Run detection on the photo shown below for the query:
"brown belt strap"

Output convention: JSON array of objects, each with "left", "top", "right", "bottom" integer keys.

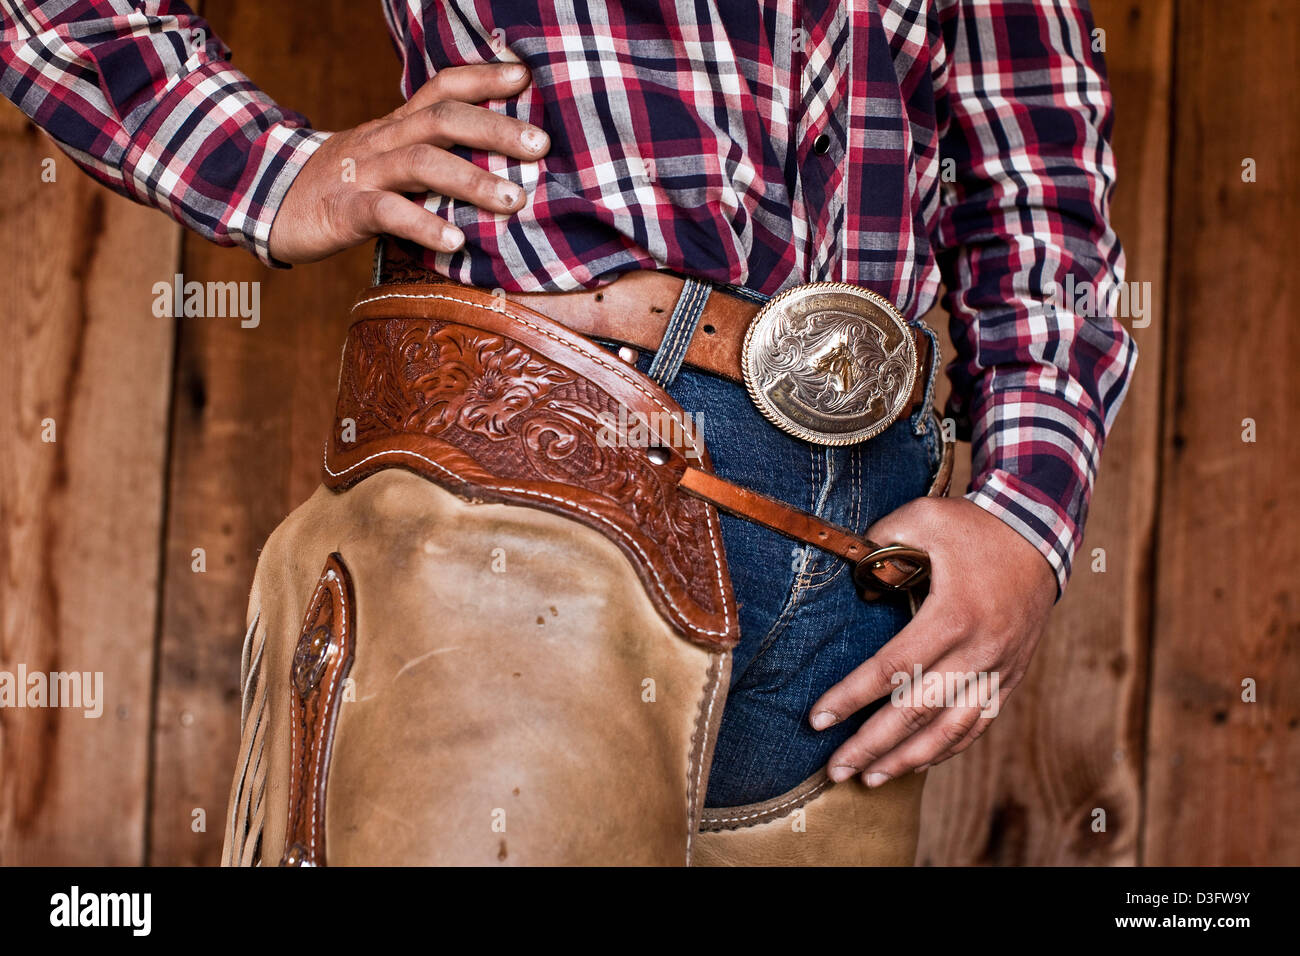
[
  {"left": 678, "top": 467, "right": 930, "bottom": 598},
  {"left": 376, "top": 244, "right": 929, "bottom": 416},
  {"left": 369, "top": 251, "right": 948, "bottom": 600},
  {"left": 505, "top": 274, "right": 928, "bottom": 414}
]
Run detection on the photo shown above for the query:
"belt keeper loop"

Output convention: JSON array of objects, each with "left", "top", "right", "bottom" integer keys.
[
  {"left": 647, "top": 277, "right": 711, "bottom": 387},
  {"left": 912, "top": 322, "right": 941, "bottom": 436}
]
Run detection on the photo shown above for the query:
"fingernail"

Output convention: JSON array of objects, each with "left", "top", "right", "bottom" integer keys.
[
  {"left": 521, "top": 128, "right": 548, "bottom": 153},
  {"left": 865, "top": 772, "right": 891, "bottom": 788},
  {"left": 829, "top": 765, "right": 857, "bottom": 783},
  {"left": 442, "top": 225, "right": 464, "bottom": 249},
  {"left": 498, "top": 180, "right": 522, "bottom": 206},
  {"left": 810, "top": 710, "right": 838, "bottom": 731},
  {"left": 504, "top": 63, "right": 527, "bottom": 82}
]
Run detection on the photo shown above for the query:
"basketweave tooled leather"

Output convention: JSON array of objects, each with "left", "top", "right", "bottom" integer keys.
[{"left": 324, "top": 283, "right": 740, "bottom": 649}]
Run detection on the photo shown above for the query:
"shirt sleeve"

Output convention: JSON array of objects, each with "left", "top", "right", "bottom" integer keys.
[
  {"left": 934, "top": 0, "right": 1138, "bottom": 597},
  {"left": 0, "top": 0, "right": 327, "bottom": 266}
]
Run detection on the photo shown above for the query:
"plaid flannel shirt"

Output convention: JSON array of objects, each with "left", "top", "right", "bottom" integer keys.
[{"left": 0, "top": 0, "right": 1137, "bottom": 594}]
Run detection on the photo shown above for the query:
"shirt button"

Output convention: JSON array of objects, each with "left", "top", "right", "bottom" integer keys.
[{"left": 813, "top": 133, "right": 832, "bottom": 155}]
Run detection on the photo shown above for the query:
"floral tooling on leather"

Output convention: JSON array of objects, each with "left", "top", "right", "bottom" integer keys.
[{"left": 325, "top": 315, "right": 738, "bottom": 648}]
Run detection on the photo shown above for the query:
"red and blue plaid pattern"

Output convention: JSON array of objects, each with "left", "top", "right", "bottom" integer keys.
[
  {"left": 1, "top": 0, "right": 1136, "bottom": 593},
  {"left": 0, "top": 1, "right": 324, "bottom": 262}
]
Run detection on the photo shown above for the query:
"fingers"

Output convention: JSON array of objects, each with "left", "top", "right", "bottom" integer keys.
[
  {"left": 270, "top": 63, "right": 543, "bottom": 263},
  {"left": 352, "top": 191, "right": 465, "bottom": 253},
  {"left": 394, "top": 62, "right": 534, "bottom": 117},
  {"left": 825, "top": 668, "right": 992, "bottom": 785},
  {"left": 366, "top": 143, "right": 527, "bottom": 214},
  {"left": 866, "top": 703, "right": 995, "bottom": 782},
  {"left": 375, "top": 99, "right": 550, "bottom": 160},
  {"left": 808, "top": 597, "right": 951, "bottom": 732},
  {"left": 822, "top": 684, "right": 947, "bottom": 783},
  {"left": 802, "top": 496, "right": 1054, "bottom": 786},
  {"left": 863, "top": 707, "right": 986, "bottom": 784}
]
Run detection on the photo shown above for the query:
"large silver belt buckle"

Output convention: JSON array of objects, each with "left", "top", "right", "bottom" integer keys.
[{"left": 741, "top": 282, "right": 918, "bottom": 446}]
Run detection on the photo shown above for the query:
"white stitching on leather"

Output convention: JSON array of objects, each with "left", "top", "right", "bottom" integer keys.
[
  {"left": 354, "top": 291, "right": 697, "bottom": 429},
  {"left": 686, "top": 655, "right": 725, "bottom": 864},
  {"left": 340, "top": 290, "right": 736, "bottom": 638},
  {"left": 287, "top": 571, "right": 327, "bottom": 858},
  {"left": 287, "top": 566, "right": 349, "bottom": 860},
  {"left": 308, "top": 569, "right": 348, "bottom": 857},
  {"left": 324, "top": 446, "right": 732, "bottom": 639},
  {"left": 702, "top": 776, "right": 833, "bottom": 826}
]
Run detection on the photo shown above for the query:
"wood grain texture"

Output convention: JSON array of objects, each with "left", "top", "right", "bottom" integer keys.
[
  {"left": 146, "top": 1, "right": 397, "bottom": 865},
  {"left": 0, "top": 107, "right": 177, "bottom": 863},
  {"left": 1, "top": 0, "right": 1295, "bottom": 868},
  {"left": 917, "top": 0, "right": 1172, "bottom": 865},
  {"left": 1142, "top": 0, "right": 1300, "bottom": 865}
]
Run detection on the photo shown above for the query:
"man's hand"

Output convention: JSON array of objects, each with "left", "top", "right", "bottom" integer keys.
[
  {"left": 810, "top": 496, "right": 1057, "bottom": 785},
  {"left": 268, "top": 64, "right": 549, "bottom": 264}
]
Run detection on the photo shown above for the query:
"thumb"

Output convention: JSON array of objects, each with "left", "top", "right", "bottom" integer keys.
[
  {"left": 858, "top": 497, "right": 949, "bottom": 597},
  {"left": 864, "top": 495, "right": 941, "bottom": 549}
]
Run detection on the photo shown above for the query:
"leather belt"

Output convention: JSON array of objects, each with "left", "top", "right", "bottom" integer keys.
[
  {"left": 376, "top": 243, "right": 931, "bottom": 423},
  {"left": 342, "top": 278, "right": 954, "bottom": 606}
]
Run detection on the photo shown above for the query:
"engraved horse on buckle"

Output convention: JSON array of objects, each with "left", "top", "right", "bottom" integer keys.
[{"left": 741, "top": 282, "right": 918, "bottom": 445}]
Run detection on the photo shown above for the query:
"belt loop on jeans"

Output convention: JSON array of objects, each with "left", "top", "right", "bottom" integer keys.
[
  {"left": 911, "top": 322, "right": 942, "bottom": 436},
  {"left": 647, "top": 277, "right": 711, "bottom": 387}
]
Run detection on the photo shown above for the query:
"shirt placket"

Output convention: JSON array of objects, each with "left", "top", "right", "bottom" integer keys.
[{"left": 793, "top": 0, "right": 848, "bottom": 283}]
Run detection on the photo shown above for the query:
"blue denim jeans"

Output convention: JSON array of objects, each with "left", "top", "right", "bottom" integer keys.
[{"left": 604, "top": 324, "right": 942, "bottom": 808}]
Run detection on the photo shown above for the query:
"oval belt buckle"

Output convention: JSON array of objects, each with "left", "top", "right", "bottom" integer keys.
[
  {"left": 741, "top": 282, "right": 917, "bottom": 445},
  {"left": 852, "top": 543, "right": 931, "bottom": 600}
]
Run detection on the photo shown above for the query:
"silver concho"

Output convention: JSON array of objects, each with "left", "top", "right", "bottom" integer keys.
[{"left": 742, "top": 282, "right": 917, "bottom": 445}]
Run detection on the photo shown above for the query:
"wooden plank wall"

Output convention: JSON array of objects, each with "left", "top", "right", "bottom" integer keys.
[
  {"left": 0, "top": 0, "right": 1295, "bottom": 866},
  {"left": 0, "top": 110, "right": 178, "bottom": 863},
  {"left": 1142, "top": 0, "right": 1300, "bottom": 865},
  {"left": 145, "top": 0, "right": 398, "bottom": 867},
  {"left": 917, "top": 0, "right": 1172, "bottom": 866}
]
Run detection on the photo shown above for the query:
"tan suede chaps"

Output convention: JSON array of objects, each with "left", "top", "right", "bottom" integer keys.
[{"left": 221, "top": 277, "right": 944, "bottom": 867}]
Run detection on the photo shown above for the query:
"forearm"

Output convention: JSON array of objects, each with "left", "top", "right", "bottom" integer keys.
[
  {"left": 0, "top": 0, "right": 326, "bottom": 264},
  {"left": 936, "top": 0, "right": 1138, "bottom": 596}
]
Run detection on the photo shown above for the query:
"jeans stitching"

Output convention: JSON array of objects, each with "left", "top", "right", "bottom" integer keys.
[
  {"left": 741, "top": 444, "right": 820, "bottom": 670},
  {"left": 802, "top": 448, "right": 852, "bottom": 588},
  {"left": 649, "top": 278, "right": 709, "bottom": 386},
  {"left": 743, "top": 574, "right": 806, "bottom": 675},
  {"left": 802, "top": 448, "right": 845, "bottom": 581}
]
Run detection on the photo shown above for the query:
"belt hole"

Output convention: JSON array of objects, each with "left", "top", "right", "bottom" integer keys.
[
  {"left": 594, "top": 292, "right": 604, "bottom": 302},
  {"left": 702, "top": 323, "right": 716, "bottom": 335}
]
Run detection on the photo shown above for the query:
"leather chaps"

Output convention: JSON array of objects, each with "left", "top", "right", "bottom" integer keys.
[{"left": 221, "top": 279, "right": 939, "bottom": 866}]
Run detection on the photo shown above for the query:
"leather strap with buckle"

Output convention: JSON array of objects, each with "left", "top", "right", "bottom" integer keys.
[
  {"left": 375, "top": 240, "right": 931, "bottom": 419},
  {"left": 365, "top": 247, "right": 952, "bottom": 602},
  {"left": 679, "top": 451, "right": 950, "bottom": 601}
]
